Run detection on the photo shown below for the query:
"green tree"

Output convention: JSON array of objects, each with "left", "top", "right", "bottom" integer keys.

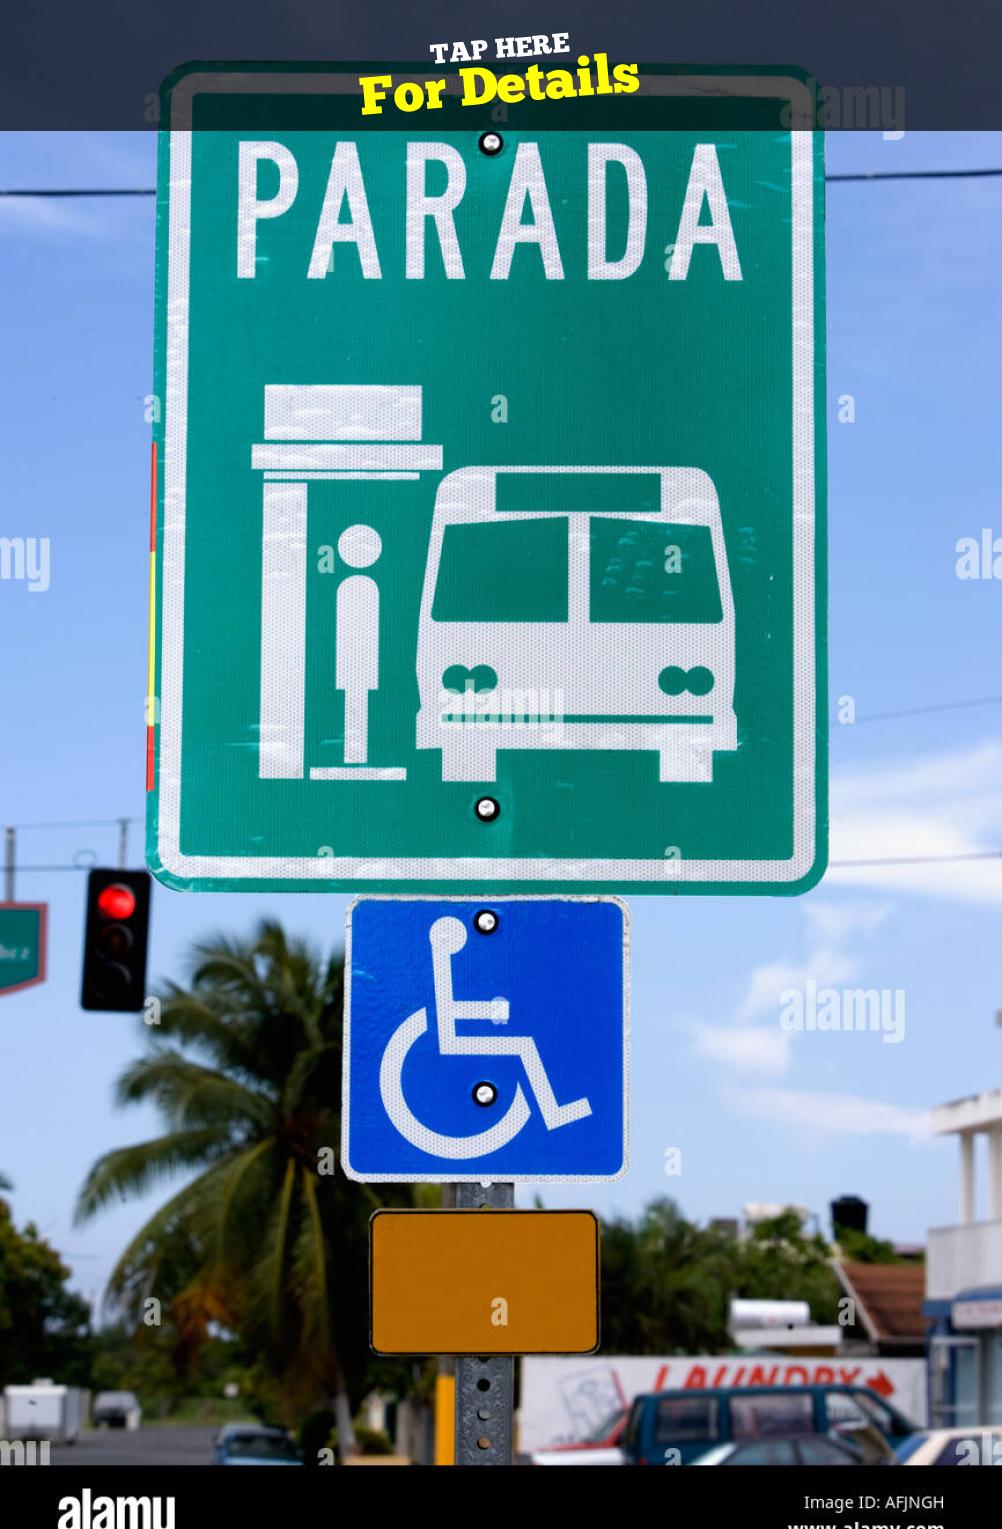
[
  {"left": 75, "top": 921, "right": 411, "bottom": 1453},
  {"left": 835, "top": 1225, "right": 912, "bottom": 1264},
  {"left": 0, "top": 1193, "right": 92, "bottom": 1384},
  {"left": 733, "top": 1210, "right": 841, "bottom": 1322},
  {"left": 600, "top": 1199, "right": 843, "bottom": 1354},
  {"left": 89, "top": 1320, "right": 250, "bottom": 1419},
  {"left": 601, "top": 1199, "right": 737, "bottom": 1352}
]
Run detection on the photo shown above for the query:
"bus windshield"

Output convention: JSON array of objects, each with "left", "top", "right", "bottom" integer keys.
[
  {"left": 431, "top": 517, "right": 569, "bottom": 621},
  {"left": 430, "top": 514, "right": 723, "bottom": 625},
  {"left": 590, "top": 518, "right": 723, "bottom": 623}
]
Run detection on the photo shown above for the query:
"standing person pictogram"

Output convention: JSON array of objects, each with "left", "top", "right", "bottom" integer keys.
[{"left": 336, "top": 524, "right": 382, "bottom": 767}]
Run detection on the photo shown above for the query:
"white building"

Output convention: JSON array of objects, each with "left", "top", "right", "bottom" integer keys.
[{"left": 925, "top": 1087, "right": 1002, "bottom": 1427}]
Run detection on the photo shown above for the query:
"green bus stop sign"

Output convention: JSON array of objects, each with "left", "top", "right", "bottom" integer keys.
[{"left": 148, "top": 65, "right": 826, "bottom": 896}]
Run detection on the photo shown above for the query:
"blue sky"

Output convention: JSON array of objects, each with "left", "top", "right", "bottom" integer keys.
[{"left": 1, "top": 130, "right": 1001, "bottom": 1313}]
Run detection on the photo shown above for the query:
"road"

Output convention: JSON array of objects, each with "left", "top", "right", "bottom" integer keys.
[{"left": 49, "top": 1426, "right": 217, "bottom": 1467}]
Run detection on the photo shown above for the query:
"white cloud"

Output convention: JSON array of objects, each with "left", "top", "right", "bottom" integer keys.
[
  {"left": 730, "top": 1085, "right": 932, "bottom": 1142},
  {"left": 690, "top": 894, "right": 918, "bottom": 1156},
  {"left": 734, "top": 899, "right": 887, "bottom": 1027},
  {"left": 803, "top": 901, "right": 890, "bottom": 944},
  {"left": 692, "top": 1024, "right": 790, "bottom": 1076},
  {"left": 829, "top": 739, "right": 1002, "bottom": 904},
  {"left": 736, "top": 948, "right": 859, "bottom": 1023}
]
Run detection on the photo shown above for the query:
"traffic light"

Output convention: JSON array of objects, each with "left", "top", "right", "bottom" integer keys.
[{"left": 81, "top": 868, "right": 151, "bottom": 1012}]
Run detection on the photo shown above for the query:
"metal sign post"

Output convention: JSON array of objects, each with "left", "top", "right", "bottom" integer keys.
[{"left": 454, "top": 1182, "right": 515, "bottom": 1467}]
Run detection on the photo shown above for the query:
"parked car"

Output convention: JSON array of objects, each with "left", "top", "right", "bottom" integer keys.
[
  {"left": 691, "top": 1433, "right": 887, "bottom": 1466},
  {"left": 531, "top": 1407, "right": 628, "bottom": 1465},
  {"left": 214, "top": 1423, "right": 303, "bottom": 1466},
  {"left": 896, "top": 1427, "right": 1002, "bottom": 1466},
  {"left": 621, "top": 1384, "right": 918, "bottom": 1465},
  {"left": 92, "top": 1391, "right": 142, "bottom": 1430}
]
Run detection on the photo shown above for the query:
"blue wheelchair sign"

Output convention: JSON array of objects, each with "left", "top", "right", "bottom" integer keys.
[{"left": 342, "top": 897, "right": 628, "bottom": 1182}]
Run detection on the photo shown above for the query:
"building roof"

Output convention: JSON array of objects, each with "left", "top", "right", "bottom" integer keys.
[
  {"left": 931, "top": 1088, "right": 1002, "bottom": 1135},
  {"left": 834, "top": 1261, "right": 928, "bottom": 1342}
]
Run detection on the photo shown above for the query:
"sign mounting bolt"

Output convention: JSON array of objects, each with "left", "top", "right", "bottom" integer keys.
[
  {"left": 475, "top": 797, "right": 500, "bottom": 822},
  {"left": 479, "top": 131, "right": 504, "bottom": 156}
]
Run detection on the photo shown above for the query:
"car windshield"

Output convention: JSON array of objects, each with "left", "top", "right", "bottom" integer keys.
[
  {"left": 730, "top": 1392, "right": 814, "bottom": 1439},
  {"left": 432, "top": 518, "right": 568, "bottom": 622},
  {"left": 854, "top": 1391, "right": 912, "bottom": 1435},
  {"left": 225, "top": 1432, "right": 298, "bottom": 1460},
  {"left": 653, "top": 1396, "right": 719, "bottom": 1443},
  {"left": 590, "top": 519, "right": 723, "bottom": 623}
]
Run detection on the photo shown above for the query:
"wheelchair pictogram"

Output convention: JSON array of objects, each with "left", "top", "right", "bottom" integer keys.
[{"left": 378, "top": 915, "right": 592, "bottom": 1160}]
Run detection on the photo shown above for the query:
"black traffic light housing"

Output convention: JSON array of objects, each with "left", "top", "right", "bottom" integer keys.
[{"left": 81, "top": 868, "right": 152, "bottom": 1012}]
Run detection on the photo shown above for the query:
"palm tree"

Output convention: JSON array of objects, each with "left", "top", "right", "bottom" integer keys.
[{"left": 75, "top": 920, "right": 410, "bottom": 1451}]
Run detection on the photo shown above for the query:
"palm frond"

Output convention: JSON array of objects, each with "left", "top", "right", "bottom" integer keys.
[
  {"left": 99, "top": 1161, "right": 230, "bottom": 1310},
  {"left": 248, "top": 1157, "right": 297, "bottom": 1343},
  {"left": 211, "top": 1135, "right": 277, "bottom": 1267},
  {"left": 74, "top": 1128, "right": 232, "bottom": 1222},
  {"left": 281, "top": 1042, "right": 339, "bottom": 1120},
  {"left": 146, "top": 988, "right": 266, "bottom": 1077},
  {"left": 114, "top": 1052, "right": 276, "bottom": 1131},
  {"left": 295, "top": 1169, "right": 330, "bottom": 1348}
]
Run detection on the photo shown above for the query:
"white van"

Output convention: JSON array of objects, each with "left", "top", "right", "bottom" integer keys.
[
  {"left": 3, "top": 1381, "right": 83, "bottom": 1443},
  {"left": 416, "top": 466, "right": 737, "bottom": 784}
]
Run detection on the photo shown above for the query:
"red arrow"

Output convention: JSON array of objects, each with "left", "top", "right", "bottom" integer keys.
[{"left": 866, "top": 1369, "right": 894, "bottom": 1398}]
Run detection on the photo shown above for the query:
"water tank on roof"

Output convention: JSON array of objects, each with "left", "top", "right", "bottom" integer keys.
[
  {"left": 831, "top": 1195, "right": 868, "bottom": 1237},
  {"left": 729, "top": 1298, "right": 811, "bottom": 1331}
]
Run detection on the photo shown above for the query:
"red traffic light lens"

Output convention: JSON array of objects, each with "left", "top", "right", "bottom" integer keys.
[{"left": 97, "top": 883, "right": 137, "bottom": 920}]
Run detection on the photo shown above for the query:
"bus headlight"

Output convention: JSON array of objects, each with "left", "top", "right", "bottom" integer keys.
[
  {"left": 443, "top": 664, "right": 498, "bottom": 694},
  {"left": 686, "top": 666, "right": 714, "bottom": 696},
  {"left": 659, "top": 666, "right": 714, "bottom": 697},
  {"left": 658, "top": 666, "right": 687, "bottom": 696}
]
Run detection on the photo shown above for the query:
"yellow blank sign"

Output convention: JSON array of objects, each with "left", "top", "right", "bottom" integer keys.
[{"left": 370, "top": 1209, "right": 600, "bottom": 1355}]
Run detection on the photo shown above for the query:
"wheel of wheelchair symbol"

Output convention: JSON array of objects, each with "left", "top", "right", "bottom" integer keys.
[{"left": 378, "top": 1006, "right": 532, "bottom": 1158}]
